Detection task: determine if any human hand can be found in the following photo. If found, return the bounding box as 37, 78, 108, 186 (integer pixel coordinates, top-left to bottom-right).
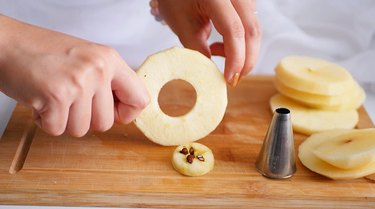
0, 15, 149, 137
157, 0, 261, 87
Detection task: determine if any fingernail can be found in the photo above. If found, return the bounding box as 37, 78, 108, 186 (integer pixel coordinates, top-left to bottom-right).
229, 73, 240, 87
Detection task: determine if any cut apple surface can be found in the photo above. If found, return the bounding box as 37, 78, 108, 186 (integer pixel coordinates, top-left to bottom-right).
299, 129, 375, 180
135, 47, 227, 146
274, 78, 365, 111
270, 94, 359, 135
275, 56, 354, 96
172, 142, 214, 176
312, 129, 375, 170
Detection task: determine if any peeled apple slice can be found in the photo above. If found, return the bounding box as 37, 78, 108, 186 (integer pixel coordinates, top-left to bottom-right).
275, 56, 354, 96
312, 129, 375, 170
274, 78, 365, 111
270, 94, 358, 135
135, 47, 227, 146
172, 143, 214, 177
299, 129, 375, 180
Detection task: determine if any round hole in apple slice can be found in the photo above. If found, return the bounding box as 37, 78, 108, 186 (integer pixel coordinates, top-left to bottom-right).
158, 79, 197, 117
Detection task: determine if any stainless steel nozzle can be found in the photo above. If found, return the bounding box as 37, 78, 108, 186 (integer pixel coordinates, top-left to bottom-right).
255, 108, 296, 179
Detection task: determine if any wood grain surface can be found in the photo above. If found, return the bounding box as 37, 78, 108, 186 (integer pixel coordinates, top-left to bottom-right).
0, 75, 374, 208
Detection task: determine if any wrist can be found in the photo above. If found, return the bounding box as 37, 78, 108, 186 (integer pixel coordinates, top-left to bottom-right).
0, 16, 7, 69
0, 15, 12, 93
0, 15, 17, 71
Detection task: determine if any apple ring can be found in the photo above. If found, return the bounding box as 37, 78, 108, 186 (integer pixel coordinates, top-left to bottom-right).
134, 47, 227, 146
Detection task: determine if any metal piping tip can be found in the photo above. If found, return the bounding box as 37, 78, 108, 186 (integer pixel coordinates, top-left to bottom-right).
255, 107, 296, 179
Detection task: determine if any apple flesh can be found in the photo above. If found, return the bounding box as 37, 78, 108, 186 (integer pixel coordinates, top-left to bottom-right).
299, 129, 375, 180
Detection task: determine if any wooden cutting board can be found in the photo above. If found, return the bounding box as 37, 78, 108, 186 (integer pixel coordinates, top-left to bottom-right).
1, 75, 374, 208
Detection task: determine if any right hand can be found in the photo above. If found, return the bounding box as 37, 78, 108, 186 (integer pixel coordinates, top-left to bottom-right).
158, 0, 262, 86
0, 15, 149, 137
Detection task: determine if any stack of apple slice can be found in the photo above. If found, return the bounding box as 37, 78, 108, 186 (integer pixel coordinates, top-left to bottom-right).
270, 56, 366, 135
299, 128, 375, 180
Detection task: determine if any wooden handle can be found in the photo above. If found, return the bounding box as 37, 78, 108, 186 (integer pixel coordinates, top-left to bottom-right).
9, 122, 37, 174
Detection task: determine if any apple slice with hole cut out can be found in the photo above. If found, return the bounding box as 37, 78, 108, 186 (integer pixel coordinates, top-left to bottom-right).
134, 47, 227, 146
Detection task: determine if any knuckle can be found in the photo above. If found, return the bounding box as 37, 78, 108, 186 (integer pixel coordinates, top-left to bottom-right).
73, 46, 115, 84
246, 25, 262, 38
87, 51, 106, 69
68, 64, 102, 97
87, 47, 120, 81
69, 71, 86, 97
45, 85, 70, 106
69, 44, 105, 68
43, 71, 86, 103
82, 54, 107, 80
100, 45, 118, 57
96, 45, 121, 67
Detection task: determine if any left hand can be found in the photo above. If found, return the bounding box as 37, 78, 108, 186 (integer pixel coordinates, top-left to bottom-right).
157, 0, 262, 86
